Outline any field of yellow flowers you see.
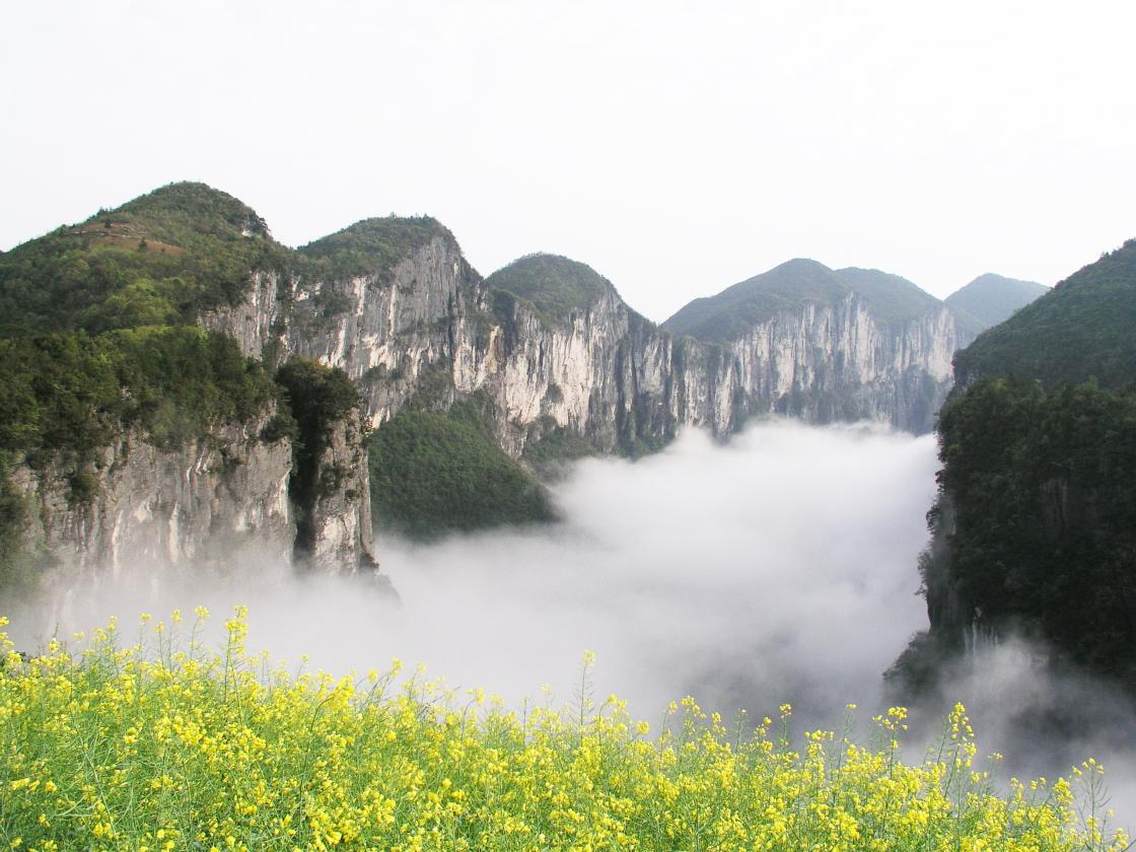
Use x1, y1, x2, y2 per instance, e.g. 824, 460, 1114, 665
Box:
0, 607, 1129, 851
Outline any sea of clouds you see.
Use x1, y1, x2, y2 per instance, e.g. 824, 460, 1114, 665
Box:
10, 417, 1136, 822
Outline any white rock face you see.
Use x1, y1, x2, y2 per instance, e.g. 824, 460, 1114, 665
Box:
205, 234, 973, 460
12, 231, 971, 580
12, 411, 294, 580
301, 406, 375, 575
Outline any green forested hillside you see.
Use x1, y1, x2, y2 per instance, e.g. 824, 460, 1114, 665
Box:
893, 238, 1136, 694
0, 183, 312, 468
484, 254, 617, 323
0, 182, 454, 338
0, 182, 569, 564
929, 379, 1136, 677
0, 326, 282, 591
299, 216, 452, 280
833, 267, 946, 327
0, 183, 460, 581
662, 259, 847, 343
0, 327, 278, 464
0, 183, 292, 336
954, 240, 1136, 389
367, 399, 556, 539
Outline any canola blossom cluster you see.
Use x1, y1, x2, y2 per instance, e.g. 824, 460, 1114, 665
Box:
0, 609, 1129, 851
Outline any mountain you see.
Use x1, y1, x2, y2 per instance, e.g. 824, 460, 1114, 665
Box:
0, 182, 285, 337
662, 259, 848, 343
944, 273, 1048, 333
954, 242, 1136, 389
891, 238, 1136, 693
0, 184, 380, 588
834, 267, 948, 326
484, 254, 622, 323
0, 182, 984, 591
662, 259, 976, 431
663, 260, 954, 342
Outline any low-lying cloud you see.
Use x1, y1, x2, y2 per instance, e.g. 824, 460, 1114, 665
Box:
371, 420, 937, 723
11, 417, 1135, 821
11, 419, 937, 725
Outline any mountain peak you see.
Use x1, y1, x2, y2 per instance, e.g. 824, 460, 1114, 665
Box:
662, 258, 847, 343
945, 273, 1048, 331
299, 215, 453, 278
834, 267, 941, 326
954, 239, 1136, 388
484, 253, 619, 321
775, 257, 833, 273
106, 181, 270, 239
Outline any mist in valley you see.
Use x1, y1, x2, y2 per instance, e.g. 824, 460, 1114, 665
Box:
8, 417, 1136, 822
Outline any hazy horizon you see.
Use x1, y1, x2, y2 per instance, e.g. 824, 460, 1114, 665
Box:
3, 1, 1134, 320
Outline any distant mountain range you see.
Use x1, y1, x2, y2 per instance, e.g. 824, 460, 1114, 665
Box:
0, 181, 1051, 590
661, 259, 1037, 344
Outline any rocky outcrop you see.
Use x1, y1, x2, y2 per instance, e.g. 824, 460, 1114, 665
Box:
706, 295, 965, 433
296, 406, 376, 574
206, 244, 972, 460
11, 410, 293, 579
4, 208, 974, 588
10, 401, 382, 585
204, 234, 481, 425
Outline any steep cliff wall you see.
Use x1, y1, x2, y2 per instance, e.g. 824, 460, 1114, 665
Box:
709, 296, 964, 433
297, 406, 377, 575
11, 411, 293, 580
206, 246, 971, 463
0, 180, 976, 590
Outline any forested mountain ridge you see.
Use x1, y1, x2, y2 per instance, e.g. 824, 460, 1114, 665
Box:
0, 181, 1006, 592
661, 260, 962, 343
891, 238, 1136, 693
0, 184, 382, 589
954, 240, 1136, 389
484, 253, 628, 325
0, 183, 285, 336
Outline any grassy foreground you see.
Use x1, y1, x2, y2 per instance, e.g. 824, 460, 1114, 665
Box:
0, 610, 1128, 851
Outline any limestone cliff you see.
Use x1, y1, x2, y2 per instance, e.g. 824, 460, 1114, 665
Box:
296, 406, 376, 575
0, 183, 979, 587
206, 247, 972, 462
11, 410, 293, 579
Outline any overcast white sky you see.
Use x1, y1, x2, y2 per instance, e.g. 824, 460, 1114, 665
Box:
2, 0, 1134, 321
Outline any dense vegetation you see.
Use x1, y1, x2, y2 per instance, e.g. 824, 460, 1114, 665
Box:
521, 419, 600, 479
0, 181, 459, 574
0, 183, 455, 339
902, 379, 1136, 683
484, 254, 615, 323
1, 610, 1128, 850
299, 217, 452, 281
662, 259, 949, 343
663, 259, 844, 343
0, 327, 278, 467
955, 240, 1136, 389
893, 238, 1136, 695
368, 400, 555, 539
0, 183, 292, 336
945, 273, 1048, 332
